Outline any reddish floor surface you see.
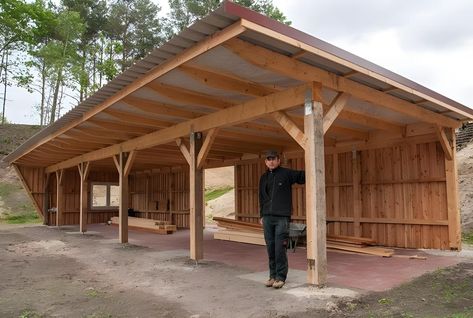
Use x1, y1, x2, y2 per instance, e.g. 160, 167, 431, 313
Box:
86, 224, 461, 292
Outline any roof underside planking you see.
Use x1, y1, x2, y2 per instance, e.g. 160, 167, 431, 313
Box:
4, 1, 473, 173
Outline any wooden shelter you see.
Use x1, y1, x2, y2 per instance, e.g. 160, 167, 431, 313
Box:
4, 2, 473, 285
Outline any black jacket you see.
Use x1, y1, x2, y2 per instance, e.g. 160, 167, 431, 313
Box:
259, 166, 305, 218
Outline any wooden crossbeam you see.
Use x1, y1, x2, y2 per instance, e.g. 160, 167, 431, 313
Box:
224, 38, 460, 128
271, 111, 307, 149
197, 128, 218, 169
45, 83, 308, 173
323, 93, 350, 133
176, 138, 191, 165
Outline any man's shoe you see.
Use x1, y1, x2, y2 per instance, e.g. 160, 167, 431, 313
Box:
265, 278, 275, 287
272, 280, 285, 289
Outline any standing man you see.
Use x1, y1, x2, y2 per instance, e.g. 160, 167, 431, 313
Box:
259, 150, 305, 289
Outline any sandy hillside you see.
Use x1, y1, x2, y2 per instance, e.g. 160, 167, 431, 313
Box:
205, 166, 235, 219
457, 142, 473, 232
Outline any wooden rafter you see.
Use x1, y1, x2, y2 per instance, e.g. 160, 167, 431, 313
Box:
103, 108, 173, 128
179, 64, 277, 97
88, 119, 153, 134
7, 20, 246, 164
45, 83, 308, 173
146, 81, 234, 110
223, 38, 460, 128
123, 95, 199, 119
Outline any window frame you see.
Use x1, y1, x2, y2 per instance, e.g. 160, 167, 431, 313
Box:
90, 182, 119, 210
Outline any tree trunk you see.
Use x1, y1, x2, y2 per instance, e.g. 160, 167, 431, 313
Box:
1, 50, 8, 125
49, 69, 62, 124
40, 59, 46, 126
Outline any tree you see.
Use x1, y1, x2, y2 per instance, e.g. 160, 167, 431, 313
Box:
165, 0, 290, 38
38, 10, 85, 124
106, 0, 164, 72
0, 0, 36, 124
62, 0, 108, 102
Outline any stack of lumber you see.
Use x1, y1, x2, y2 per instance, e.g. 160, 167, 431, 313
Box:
110, 216, 177, 235
327, 235, 394, 257
213, 217, 394, 257
213, 217, 264, 245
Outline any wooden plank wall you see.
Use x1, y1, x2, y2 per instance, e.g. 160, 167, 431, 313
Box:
129, 169, 190, 228
15, 165, 46, 217
235, 141, 452, 249
48, 169, 119, 226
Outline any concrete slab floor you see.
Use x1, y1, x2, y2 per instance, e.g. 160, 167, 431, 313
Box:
67, 224, 467, 293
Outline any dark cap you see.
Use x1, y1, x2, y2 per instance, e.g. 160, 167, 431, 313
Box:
265, 150, 279, 159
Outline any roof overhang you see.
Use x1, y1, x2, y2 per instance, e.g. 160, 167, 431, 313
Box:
4, 1, 472, 173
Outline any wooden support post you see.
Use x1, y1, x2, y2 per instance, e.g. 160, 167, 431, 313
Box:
444, 129, 461, 249
78, 162, 90, 233
114, 151, 136, 243
352, 150, 362, 237
43, 173, 50, 225
55, 169, 64, 227
190, 131, 204, 260
304, 83, 327, 286
332, 154, 340, 235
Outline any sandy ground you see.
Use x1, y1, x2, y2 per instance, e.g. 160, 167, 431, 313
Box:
0, 224, 341, 318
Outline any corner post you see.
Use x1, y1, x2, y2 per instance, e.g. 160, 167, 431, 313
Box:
304, 82, 327, 286
444, 129, 461, 249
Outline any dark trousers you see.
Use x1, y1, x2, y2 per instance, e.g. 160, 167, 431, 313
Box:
262, 215, 289, 281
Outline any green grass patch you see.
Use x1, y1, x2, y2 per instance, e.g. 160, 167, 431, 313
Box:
2, 211, 40, 224
462, 232, 473, 245
0, 183, 21, 197
18, 309, 44, 318
205, 186, 233, 202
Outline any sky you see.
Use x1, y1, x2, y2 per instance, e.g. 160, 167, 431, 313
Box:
4, 0, 473, 124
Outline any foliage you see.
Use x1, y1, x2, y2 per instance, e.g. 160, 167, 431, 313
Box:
205, 186, 233, 202
1, 0, 288, 125
165, 0, 290, 38
462, 231, 473, 245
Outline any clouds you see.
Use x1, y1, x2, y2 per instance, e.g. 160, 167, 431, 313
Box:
274, 0, 473, 108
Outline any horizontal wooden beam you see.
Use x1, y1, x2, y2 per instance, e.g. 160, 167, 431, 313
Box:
44, 84, 309, 173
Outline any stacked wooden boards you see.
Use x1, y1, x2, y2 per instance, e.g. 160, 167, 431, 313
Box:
213, 217, 394, 257
110, 216, 177, 234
